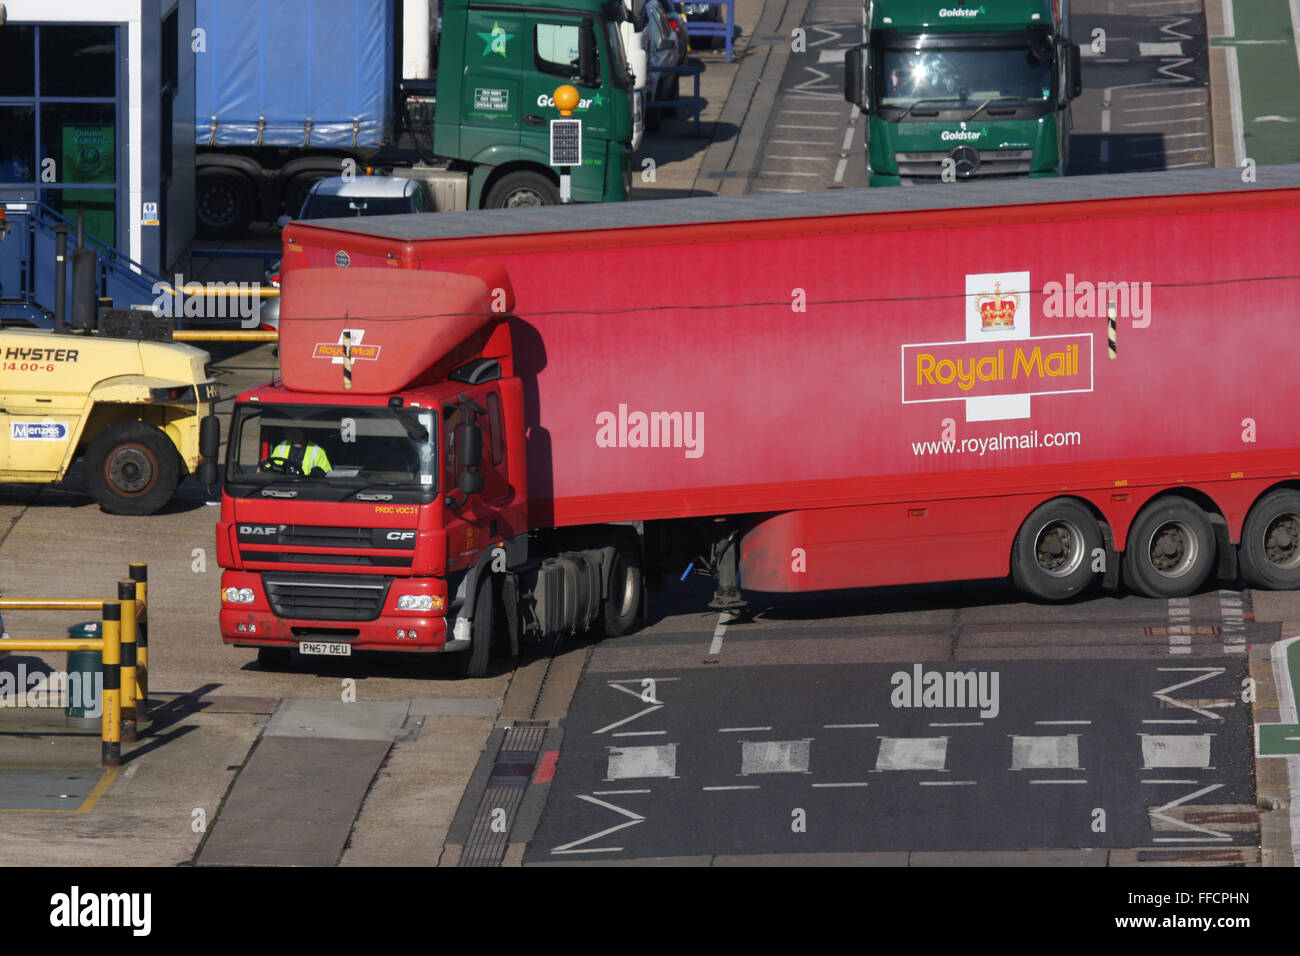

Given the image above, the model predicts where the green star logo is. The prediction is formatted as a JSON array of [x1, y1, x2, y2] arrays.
[[478, 21, 513, 57], [591, 92, 605, 106]]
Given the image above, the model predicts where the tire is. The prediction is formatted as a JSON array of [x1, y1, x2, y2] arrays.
[[195, 168, 255, 238], [281, 172, 326, 220], [1010, 498, 1103, 601], [257, 647, 292, 670], [84, 421, 181, 516], [646, 101, 662, 132], [1238, 489, 1300, 589], [484, 171, 560, 209], [456, 576, 494, 678], [1123, 496, 1216, 598], [602, 544, 644, 636]]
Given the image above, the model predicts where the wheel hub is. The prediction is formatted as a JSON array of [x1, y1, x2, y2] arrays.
[[1149, 521, 1196, 576], [1035, 519, 1083, 577], [107, 446, 154, 495], [1264, 513, 1300, 568]]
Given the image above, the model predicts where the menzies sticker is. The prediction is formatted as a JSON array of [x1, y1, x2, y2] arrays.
[[12, 421, 68, 441]]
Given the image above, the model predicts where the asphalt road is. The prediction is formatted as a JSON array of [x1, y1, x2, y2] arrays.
[[523, 578, 1266, 861]]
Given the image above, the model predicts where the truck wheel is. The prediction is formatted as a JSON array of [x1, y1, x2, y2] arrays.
[[196, 168, 255, 238], [485, 171, 559, 208], [1011, 499, 1102, 601], [603, 545, 643, 636], [1123, 496, 1216, 598], [84, 421, 180, 516], [1238, 490, 1300, 589], [456, 576, 495, 678]]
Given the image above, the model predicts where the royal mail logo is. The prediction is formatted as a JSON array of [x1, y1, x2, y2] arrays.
[[901, 271, 1093, 422], [976, 282, 1019, 331], [312, 329, 380, 363]]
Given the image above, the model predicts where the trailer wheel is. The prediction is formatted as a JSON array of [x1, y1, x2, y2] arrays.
[[1123, 496, 1216, 598], [1011, 499, 1103, 600], [456, 576, 495, 678], [85, 421, 180, 516], [484, 171, 559, 208], [603, 545, 643, 636], [196, 168, 255, 238], [1238, 489, 1300, 589]]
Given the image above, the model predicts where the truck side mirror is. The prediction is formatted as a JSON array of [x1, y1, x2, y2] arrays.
[[1068, 43, 1082, 100], [844, 45, 870, 112], [455, 421, 483, 469], [199, 414, 221, 459], [580, 21, 599, 87], [459, 471, 485, 496]]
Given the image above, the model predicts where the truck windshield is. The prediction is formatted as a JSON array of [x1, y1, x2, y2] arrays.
[[878, 43, 1052, 109], [225, 403, 437, 489]]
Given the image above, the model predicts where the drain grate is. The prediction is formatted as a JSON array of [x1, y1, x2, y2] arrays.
[[458, 721, 549, 867]]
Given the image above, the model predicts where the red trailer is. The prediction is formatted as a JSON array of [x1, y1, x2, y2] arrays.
[[217, 167, 1300, 675]]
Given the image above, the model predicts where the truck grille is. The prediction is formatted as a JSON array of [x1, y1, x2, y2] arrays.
[[262, 573, 391, 622], [895, 148, 1034, 183]]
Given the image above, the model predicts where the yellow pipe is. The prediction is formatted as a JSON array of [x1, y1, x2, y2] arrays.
[[173, 330, 279, 342]]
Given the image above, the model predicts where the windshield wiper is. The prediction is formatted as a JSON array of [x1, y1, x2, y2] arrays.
[[966, 95, 1031, 121], [896, 98, 954, 120]]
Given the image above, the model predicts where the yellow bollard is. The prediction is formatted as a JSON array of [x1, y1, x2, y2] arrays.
[[100, 601, 122, 768], [130, 563, 148, 729], [117, 581, 137, 743]]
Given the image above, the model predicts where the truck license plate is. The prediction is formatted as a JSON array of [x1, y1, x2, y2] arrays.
[[298, 641, 352, 657]]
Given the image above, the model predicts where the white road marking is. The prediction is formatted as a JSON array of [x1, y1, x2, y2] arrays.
[[823, 723, 879, 729], [833, 158, 848, 182], [613, 730, 667, 737], [768, 139, 836, 145], [593, 705, 663, 735], [1122, 88, 1209, 98], [606, 743, 677, 780], [876, 737, 948, 771], [755, 188, 803, 192], [1140, 734, 1213, 768], [1099, 140, 1109, 163], [1011, 735, 1082, 770], [741, 739, 813, 774], [707, 611, 730, 657], [1122, 116, 1206, 127], [593, 789, 651, 795], [774, 124, 838, 130], [1149, 783, 1231, 842], [841, 127, 855, 150], [766, 155, 829, 160], [1101, 108, 1111, 132], [919, 780, 976, 786], [1225, 45, 1246, 165], [931, 721, 982, 727], [719, 726, 773, 732], [551, 794, 644, 855], [1139, 41, 1184, 56], [1143, 719, 1200, 724], [778, 109, 842, 114], [703, 785, 760, 791], [758, 171, 823, 176], [1035, 720, 1092, 725], [818, 48, 847, 63], [1141, 779, 1201, 784], [1121, 101, 1207, 112], [1029, 779, 1088, 784], [1154, 667, 1227, 719], [811, 782, 870, 788]]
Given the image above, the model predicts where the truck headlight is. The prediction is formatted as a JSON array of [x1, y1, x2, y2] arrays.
[[397, 594, 438, 611], [223, 587, 255, 604]]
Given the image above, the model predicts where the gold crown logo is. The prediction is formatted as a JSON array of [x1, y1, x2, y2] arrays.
[[977, 282, 1019, 330]]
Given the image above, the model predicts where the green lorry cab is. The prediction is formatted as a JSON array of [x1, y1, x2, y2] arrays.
[[844, 0, 1082, 185]]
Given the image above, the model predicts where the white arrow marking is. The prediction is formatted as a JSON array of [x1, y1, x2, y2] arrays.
[[1149, 783, 1232, 841], [1153, 667, 1226, 719], [551, 794, 645, 854], [593, 704, 662, 735]]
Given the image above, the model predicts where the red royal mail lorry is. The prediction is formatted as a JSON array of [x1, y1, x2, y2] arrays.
[[217, 166, 1300, 675]]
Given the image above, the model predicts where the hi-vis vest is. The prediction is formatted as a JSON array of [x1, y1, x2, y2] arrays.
[[271, 441, 331, 472]]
